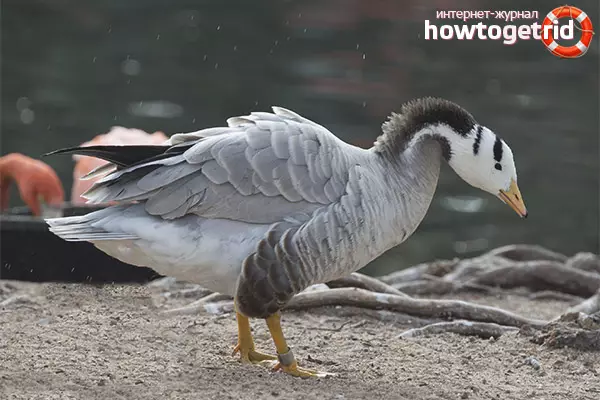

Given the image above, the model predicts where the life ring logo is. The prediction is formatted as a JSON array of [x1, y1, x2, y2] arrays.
[[542, 5, 594, 58]]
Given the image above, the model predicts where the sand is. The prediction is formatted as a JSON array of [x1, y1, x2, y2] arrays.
[[1, 281, 599, 400]]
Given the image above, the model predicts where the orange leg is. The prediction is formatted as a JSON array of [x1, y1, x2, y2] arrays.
[[265, 312, 332, 378], [232, 308, 277, 364]]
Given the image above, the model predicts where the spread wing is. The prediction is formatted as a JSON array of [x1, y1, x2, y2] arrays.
[[61, 107, 368, 223]]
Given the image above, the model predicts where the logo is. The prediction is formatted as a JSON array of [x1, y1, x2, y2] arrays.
[[541, 6, 594, 58], [423, 6, 595, 58]]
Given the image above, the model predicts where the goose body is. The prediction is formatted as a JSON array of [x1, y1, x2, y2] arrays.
[[46, 97, 527, 377]]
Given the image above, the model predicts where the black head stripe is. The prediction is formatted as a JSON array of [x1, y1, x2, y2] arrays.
[[473, 125, 483, 155], [493, 136, 503, 162]]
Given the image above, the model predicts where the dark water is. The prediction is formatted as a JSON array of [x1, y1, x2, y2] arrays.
[[1, 0, 599, 275]]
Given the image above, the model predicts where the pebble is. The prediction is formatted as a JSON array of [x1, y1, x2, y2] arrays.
[[525, 356, 541, 370]]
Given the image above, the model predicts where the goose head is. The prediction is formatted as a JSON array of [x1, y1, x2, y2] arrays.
[[375, 97, 528, 218]]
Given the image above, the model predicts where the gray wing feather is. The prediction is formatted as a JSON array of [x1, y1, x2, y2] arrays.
[[272, 106, 320, 126], [137, 162, 202, 192], [245, 126, 272, 149], [144, 178, 194, 215], [252, 171, 279, 196], [94, 155, 185, 185], [287, 135, 306, 165], [288, 163, 315, 202], [81, 107, 368, 223], [250, 147, 283, 181], [169, 127, 231, 145], [273, 162, 302, 202], [270, 124, 290, 158], [201, 160, 229, 184]]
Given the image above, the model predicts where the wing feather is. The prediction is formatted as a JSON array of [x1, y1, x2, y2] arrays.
[[250, 146, 283, 181], [80, 107, 368, 223]]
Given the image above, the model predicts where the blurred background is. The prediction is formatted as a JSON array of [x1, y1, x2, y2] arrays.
[[1, 0, 598, 276]]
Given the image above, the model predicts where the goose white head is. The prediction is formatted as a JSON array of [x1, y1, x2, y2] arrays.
[[445, 125, 527, 218], [376, 97, 528, 218]]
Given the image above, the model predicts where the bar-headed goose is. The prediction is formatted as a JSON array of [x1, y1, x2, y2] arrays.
[[46, 97, 527, 377]]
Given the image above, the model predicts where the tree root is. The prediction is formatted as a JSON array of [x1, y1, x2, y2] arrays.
[[378, 259, 459, 285], [327, 272, 409, 296], [392, 276, 495, 296], [284, 287, 547, 328], [441, 256, 514, 282], [398, 320, 518, 339], [379, 253, 600, 297], [528, 291, 584, 304], [463, 261, 600, 297], [567, 289, 600, 315], [485, 244, 567, 263], [148, 244, 600, 346], [328, 306, 442, 326], [565, 253, 600, 274], [161, 292, 233, 316], [164, 286, 214, 299], [168, 287, 545, 331], [392, 279, 458, 295]]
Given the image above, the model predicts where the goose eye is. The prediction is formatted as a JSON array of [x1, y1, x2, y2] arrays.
[[494, 163, 502, 171]]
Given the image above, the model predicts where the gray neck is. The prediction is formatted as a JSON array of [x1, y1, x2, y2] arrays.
[[371, 138, 443, 250], [294, 138, 443, 284]]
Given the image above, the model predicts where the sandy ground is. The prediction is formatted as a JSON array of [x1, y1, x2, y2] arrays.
[[1, 281, 599, 400]]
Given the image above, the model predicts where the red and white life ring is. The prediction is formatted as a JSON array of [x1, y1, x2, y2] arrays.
[[541, 6, 594, 58]]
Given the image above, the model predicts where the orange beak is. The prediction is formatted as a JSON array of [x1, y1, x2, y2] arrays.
[[498, 179, 528, 218]]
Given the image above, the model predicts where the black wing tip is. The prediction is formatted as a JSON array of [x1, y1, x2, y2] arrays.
[[43, 144, 159, 157], [43, 146, 82, 157], [42, 144, 176, 168]]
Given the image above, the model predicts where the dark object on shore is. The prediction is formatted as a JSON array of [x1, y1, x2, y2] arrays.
[[0, 203, 160, 284]]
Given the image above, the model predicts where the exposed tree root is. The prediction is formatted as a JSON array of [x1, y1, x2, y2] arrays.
[[398, 320, 518, 339], [327, 306, 442, 327], [528, 291, 584, 304], [327, 272, 408, 296], [147, 245, 600, 346], [163, 287, 546, 330], [463, 261, 600, 297], [161, 292, 233, 316], [383, 254, 600, 298], [164, 286, 214, 299], [567, 289, 600, 315], [284, 287, 547, 329], [441, 256, 513, 282], [392, 276, 495, 296], [378, 259, 459, 285], [392, 279, 458, 295], [485, 244, 567, 263], [566, 252, 600, 274]]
